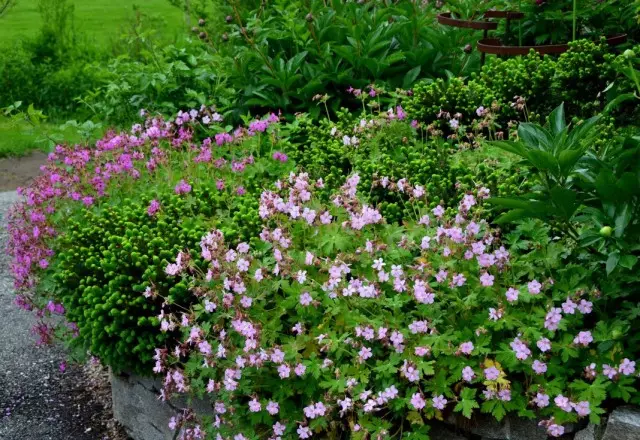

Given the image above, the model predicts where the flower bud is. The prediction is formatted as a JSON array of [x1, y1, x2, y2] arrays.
[[599, 226, 612, 237]]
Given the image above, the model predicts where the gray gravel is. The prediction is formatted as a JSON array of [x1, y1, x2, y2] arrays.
[[0, 191, 126, 440]]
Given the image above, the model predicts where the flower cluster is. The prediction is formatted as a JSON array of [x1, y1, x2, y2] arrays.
[[6, 106, 292, 367], [152, 173, 636, 439]]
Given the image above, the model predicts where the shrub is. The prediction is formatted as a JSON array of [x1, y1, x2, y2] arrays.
[[404, 40, 630, 137], [151, 173, 637, 439], [8, 108, 292, 373], [289, 102, 533, 223]]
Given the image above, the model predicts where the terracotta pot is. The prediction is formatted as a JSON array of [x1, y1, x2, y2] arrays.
[[436, 12, 497, 31], [477, 34, 628, 56], [436, 11, 523, 31]]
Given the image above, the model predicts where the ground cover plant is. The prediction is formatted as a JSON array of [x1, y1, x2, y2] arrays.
[[150, 171, 637, 439]]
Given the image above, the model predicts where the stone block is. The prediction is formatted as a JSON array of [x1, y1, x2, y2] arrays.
[[574, 423, 605, 440], [602, 406, 640, 440]]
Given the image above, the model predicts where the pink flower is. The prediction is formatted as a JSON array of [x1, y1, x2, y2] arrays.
[[462, 366, 475, 382], [266, 401, 279, 415], [277, 364, 291, 378], [619, 358, 636, 376], [544, 308, 562, 331], [506, 287, 519, 302], [527, 280, 542, 294], [459, 341, 474, 355], [533, 393, 549, 408], [359, 346, 373, 361], [248, 398, 261, 412], [297, 426, 312, 439], [554, 395, 572, 412], [573, 401, 590, 417], [548, 424, 565, 437], [510, 337, 531, 360], [532, 360, 547, 374], [295, 363, 306, 376], [573, 331, 593, 347], [432, 395, 447, 410], [410, 393, 426, 410], [432, 205, 445, 217], [603, 364, 617, 379], [498, 389, 511, 401], [299, 292, 313, 306], [578, 299, 593, 314], [484, 367, 500, 380], [537, 337, 551, 352], [562, 298, 577, 314], [479, 272, 494, 287], [274, 422, 286, 436]]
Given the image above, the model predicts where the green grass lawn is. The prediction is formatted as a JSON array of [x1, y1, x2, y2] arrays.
[[0, 0, 187, 44], [0, 116, 94, 158]]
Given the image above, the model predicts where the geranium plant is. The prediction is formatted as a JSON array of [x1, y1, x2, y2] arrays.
[[152, 172, 637, 439]]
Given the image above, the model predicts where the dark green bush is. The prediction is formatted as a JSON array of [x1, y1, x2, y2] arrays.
[[405, 40, 631, 133]]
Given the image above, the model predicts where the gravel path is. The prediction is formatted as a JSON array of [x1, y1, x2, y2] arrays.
[[0, 191, 127, 440]]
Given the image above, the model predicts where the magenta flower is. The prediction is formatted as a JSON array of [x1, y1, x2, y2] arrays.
[[174, 180, 192, 195], [147, 199, 161, 216]]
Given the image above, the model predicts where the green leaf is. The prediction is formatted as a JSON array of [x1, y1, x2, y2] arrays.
[[403, 66, 421, 89], [548, 103, 566, 136], [619, 255, 638, 270], [518, 123, 553, 151], [488, 140, 528, 158], [454, 388, 479, 419], [549, 187, 578, 220], [614, 204, 632, 237], [606, 251, 620, 275], [525, 150, 560, 175]]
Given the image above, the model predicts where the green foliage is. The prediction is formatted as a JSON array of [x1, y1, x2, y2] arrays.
[[80, 42, 231, 125], [196, 0, 477, 119], [288, 107, 529, 224], [404, 40, 632, 135]]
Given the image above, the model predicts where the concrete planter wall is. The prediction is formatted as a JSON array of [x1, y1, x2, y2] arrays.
[[111, 372, 640, 440]]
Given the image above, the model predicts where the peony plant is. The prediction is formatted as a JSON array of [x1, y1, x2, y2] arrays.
[[152, 172, 637, 439]]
